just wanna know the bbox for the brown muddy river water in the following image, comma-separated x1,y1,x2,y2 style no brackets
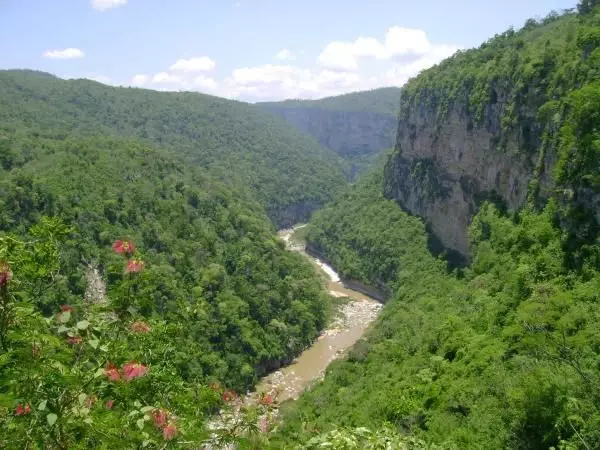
205,226,382,447
249,226,382,402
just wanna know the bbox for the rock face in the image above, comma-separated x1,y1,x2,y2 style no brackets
261,107,398,160
383,90,549,259
259,87,402,177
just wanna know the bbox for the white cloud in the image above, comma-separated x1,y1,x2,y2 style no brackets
131,74,149,86
121,25,459,101
384,44,460,85
152,72,182,84
91,0,127,11
318,26,440,71
169,57,216,73
42,48,85,59
318,42,358,71
194,75,218,92
220,64,372,101
275,49,295,61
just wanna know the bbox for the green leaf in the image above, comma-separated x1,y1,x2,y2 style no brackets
57,311,71,324
76,320,90,330
47,413,58,426
38,400,47,411
100,344,109,353
140,406,154,413
78,393,87,405
136,418,145,430
88,339,99,349
94,368,105,378
57,325,69,334
83,418,93,425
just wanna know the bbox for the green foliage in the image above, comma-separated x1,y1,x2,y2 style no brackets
306,155,436,289
0,129,329,392
277,184,600,448
0,70,347,225
0,229,282,447
399,6,599,158
259,87,402,115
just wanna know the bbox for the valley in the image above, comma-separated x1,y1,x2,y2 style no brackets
2,1,600,449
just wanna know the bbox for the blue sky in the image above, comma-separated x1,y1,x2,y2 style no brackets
0,0,578,101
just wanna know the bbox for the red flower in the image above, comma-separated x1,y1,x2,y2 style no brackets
104,363,121,382
15,404,31,416
163,423,177,441
60,304,75,313
67,336,83,345
122,361,148,381
112,240,136,256
130,321,151,333
105,399,114,410
0,261,12,287
222,390,237,403
125,259,145,274
152,408,168,428
258,393,273,406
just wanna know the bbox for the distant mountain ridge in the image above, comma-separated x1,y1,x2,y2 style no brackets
259,87,401,178
0,69,347,227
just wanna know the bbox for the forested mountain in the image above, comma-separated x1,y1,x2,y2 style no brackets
0,70,347,227
3,1,600,448
0,69,346,447
384,4,599,259
275,3,600,449
259,87,401,178
0,122,333,445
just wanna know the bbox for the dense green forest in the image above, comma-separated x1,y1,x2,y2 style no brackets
0,125,333,446
259,87,401,115
305,153,433,290
0,70,347,226
275,2,600,449
2,1,600,448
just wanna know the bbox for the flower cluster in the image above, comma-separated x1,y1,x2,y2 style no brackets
130,321,151,333
104,361,149,382
66,336,83,345
112,240,136,256
152,408,178,441
112,240,145,275
222,390,237,403
0,261,13,287
122,361,148,381
15,404,31,416
258,393,274,406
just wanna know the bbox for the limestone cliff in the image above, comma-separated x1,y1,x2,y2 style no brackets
382,10,598,260
383,89,544,258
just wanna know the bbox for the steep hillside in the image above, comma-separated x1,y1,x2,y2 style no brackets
259,87,401,177
0,70,347,227
384,7,599,258
0,125,330,446
274,4,600,449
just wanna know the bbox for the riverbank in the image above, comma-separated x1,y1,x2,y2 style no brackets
205,225,383,447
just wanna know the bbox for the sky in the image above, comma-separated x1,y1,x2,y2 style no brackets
0,0,578,102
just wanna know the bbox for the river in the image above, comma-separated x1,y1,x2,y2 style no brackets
206,226,382,446
249,225,382,402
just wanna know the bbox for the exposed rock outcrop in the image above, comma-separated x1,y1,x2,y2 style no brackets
383,88,552,260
